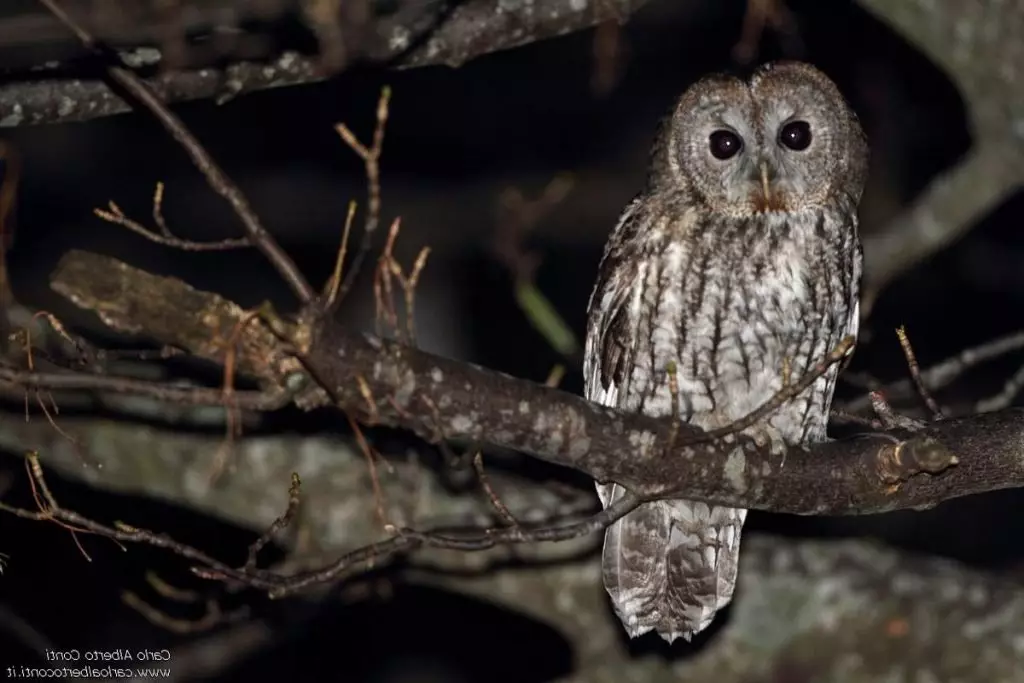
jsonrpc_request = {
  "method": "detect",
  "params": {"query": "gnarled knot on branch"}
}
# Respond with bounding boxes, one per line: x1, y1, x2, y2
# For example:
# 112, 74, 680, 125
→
877, 436, 958, 487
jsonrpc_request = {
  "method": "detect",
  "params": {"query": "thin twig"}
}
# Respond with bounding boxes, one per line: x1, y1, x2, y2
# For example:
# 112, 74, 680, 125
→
870, 391, 926, 431
544, 364, 566, 388
38, 0, 315, 304
245, 473, 303, 570
3, 446, 643, 601
0, 366, 296, 410
829, 409, 882, 429
473, 452, 517, 526
372, 218, 431, 345
347, 414, 392, 532
0, 454, 251, 582
147, 572, 201, 602
196, 490, 643, 599
373, 219, 402, 337
324, 200, 358, 310
94, 186, 250, 251
207, 309, 266, 482
896, 325, 944, 419
335, 86, 392, 303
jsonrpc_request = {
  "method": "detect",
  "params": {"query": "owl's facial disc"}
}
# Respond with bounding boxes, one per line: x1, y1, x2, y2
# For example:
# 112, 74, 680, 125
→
663, 61, 865, 217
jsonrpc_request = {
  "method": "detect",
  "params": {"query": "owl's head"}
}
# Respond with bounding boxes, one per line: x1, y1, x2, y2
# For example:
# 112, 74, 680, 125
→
650, 61, 868, 216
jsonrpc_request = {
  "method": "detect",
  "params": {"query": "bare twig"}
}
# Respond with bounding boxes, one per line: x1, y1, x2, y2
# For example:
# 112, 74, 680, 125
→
207, 308, 273, 482
473, 451, 517, 526
195, 490, 643, 598
347, 413, 392, 533
0, 603, 54, 661
856, 0, 1023, 304
544, 364, 566, 388
870, 391, 926, 432
244, 473, 303, 570
94, 184, 250, 251
0, 444, 641, 601
829, 408, 882, 430
38, 0, 315, 304
335, 86, 392, 304
590, 19, 625, 97
371, 218, 431, 345
896, 325, 944, 419
324, 200, 358, 310
0, 366, 297, 411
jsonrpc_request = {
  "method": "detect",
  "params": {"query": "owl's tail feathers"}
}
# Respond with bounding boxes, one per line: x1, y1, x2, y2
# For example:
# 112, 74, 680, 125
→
599, 483, 747, 644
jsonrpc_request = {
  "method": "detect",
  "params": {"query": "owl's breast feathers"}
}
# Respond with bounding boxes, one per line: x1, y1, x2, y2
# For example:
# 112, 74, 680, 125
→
585, 195, 860, 642
587, 197, 859, 440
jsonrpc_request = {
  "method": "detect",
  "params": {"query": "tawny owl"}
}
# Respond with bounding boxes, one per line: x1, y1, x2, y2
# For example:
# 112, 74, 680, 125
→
583, 61, 868, 643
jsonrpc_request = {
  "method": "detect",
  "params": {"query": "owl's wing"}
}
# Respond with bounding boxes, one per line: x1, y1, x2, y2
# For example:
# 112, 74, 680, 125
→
837, 228, 863, 375
583, 201, 647, 509
583, 223, 679, 637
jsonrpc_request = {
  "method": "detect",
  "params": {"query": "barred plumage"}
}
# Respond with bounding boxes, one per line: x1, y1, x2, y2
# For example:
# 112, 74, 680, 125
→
584, 61, 869, 643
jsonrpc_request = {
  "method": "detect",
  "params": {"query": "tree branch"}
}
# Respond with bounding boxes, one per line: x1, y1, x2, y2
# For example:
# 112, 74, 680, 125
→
0, 0, 649, 128
52, 249, 1024, 519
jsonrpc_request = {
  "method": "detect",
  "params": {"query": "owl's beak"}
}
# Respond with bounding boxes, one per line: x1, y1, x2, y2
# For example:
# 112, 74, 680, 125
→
759, 161, 773, 203
748, 159, 782, 212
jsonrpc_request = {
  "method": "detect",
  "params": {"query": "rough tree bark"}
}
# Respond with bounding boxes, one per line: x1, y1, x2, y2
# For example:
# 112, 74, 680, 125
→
0, 0, 650, 127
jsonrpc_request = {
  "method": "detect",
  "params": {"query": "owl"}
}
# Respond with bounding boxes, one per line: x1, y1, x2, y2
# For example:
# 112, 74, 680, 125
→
583, 61, 868, 643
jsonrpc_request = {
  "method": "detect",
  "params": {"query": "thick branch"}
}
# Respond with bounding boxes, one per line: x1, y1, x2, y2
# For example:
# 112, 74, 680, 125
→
49, 250, 1024, 517
0, 0, 649, 128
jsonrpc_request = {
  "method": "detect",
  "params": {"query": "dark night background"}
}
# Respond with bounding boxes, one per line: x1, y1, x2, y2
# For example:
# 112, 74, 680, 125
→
0, 0, 1021, 680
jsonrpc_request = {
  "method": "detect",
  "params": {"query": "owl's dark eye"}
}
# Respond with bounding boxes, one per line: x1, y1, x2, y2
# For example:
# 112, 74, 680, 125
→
779, 120, 812, 150
708, 130, 743, 160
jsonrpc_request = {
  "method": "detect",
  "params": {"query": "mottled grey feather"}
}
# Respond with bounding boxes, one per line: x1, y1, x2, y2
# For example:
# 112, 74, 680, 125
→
584, 61, 868, 643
